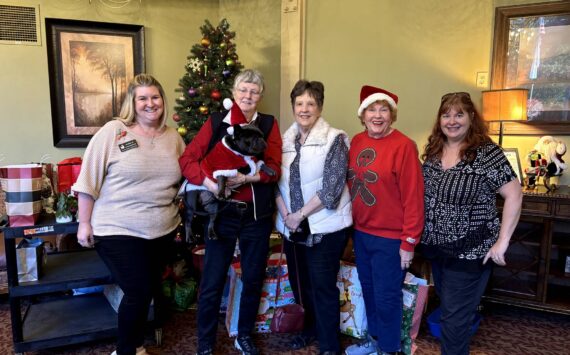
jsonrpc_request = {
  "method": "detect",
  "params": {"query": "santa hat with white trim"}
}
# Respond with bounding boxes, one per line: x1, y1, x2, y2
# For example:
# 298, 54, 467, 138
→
223, 98, 248, 125
357, 85, 398, 117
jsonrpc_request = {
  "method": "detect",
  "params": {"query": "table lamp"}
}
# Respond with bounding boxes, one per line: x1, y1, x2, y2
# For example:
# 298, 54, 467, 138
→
482, 88, 528, 146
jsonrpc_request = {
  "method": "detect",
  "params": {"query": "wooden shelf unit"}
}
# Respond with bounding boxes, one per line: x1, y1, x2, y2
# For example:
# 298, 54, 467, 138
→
487, 186, 570, 314
1, 215, 117, 354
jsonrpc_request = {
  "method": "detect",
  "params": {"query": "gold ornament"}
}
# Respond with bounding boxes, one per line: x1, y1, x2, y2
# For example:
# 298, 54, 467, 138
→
177, 126, 187, 136
201, 38, 210, 47
199, 106, 209, 115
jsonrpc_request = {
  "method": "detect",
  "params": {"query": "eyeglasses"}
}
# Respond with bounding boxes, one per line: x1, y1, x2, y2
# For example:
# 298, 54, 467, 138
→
236, 87, 261, 96
441, 92, 471, 102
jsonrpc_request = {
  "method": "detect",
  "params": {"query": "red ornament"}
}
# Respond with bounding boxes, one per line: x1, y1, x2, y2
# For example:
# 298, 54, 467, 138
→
210, 90, 222, 100
173, 113, 180, 122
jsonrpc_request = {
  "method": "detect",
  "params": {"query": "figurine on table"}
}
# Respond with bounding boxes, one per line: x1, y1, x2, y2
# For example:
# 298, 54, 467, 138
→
525, 136, 567, 191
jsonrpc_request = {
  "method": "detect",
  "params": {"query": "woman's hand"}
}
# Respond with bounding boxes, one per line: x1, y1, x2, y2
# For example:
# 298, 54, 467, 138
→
400, 249, 414, 270
227, 172, 260, 190
77, 221, 94, 248
203, 177, 219, 195
284, 210, 303, 232
483, 239, 509, 266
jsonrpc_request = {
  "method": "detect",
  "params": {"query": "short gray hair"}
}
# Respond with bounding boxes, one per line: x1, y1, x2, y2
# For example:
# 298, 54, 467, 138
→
233, 69, 265, 95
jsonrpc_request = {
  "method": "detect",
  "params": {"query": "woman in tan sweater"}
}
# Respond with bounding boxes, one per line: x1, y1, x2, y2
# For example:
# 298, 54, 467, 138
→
73, 74, 185, 355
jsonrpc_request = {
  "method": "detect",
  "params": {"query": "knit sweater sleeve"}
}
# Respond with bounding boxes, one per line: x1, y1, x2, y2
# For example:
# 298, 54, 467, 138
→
72, 121, 116, 200
258, 117, 282, 183
395, 137, 425, 251
179, 117, 214, 185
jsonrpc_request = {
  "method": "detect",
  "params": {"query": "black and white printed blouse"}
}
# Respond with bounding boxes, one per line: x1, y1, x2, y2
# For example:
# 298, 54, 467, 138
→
421, 143, 517, 259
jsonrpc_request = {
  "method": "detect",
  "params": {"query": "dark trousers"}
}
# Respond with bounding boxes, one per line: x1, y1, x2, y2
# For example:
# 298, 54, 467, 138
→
353, 230, 405, 353
197, 203, 272, 349
285, 228, 347, 353
95, 232, 175, 355
430, 258, 492, 355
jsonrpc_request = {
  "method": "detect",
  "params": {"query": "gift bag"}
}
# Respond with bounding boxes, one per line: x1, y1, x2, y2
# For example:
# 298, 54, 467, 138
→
401, 272, 429, 355
57, 157, 82, 194
0, 164, 43, 226
16, 238, 46, 282
225, 259, 296, 336
337, 261, 368, 339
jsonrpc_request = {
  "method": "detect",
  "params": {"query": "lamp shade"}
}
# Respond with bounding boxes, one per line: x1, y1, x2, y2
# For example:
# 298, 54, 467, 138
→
482, 89, 529, 121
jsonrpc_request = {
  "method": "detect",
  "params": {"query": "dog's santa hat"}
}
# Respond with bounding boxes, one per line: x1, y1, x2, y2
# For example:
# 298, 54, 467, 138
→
223, 98, 248, 125
357, 85, 398, 117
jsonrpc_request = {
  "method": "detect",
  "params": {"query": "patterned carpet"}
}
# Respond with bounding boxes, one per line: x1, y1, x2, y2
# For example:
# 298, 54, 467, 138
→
0, 296, 568, 355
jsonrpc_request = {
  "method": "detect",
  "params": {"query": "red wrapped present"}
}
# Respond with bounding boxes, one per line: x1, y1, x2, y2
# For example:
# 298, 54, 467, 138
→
57, 157, 82, 194
0, 164, 43, 227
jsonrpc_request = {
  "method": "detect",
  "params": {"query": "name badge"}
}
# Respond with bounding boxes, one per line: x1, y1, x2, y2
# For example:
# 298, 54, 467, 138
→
119, 139, 139, 152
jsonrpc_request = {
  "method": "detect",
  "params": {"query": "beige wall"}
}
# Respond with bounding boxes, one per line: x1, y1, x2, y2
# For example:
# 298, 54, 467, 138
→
303, 0, 569, 185
1, 0, 568, 186
0, 0, 280, 166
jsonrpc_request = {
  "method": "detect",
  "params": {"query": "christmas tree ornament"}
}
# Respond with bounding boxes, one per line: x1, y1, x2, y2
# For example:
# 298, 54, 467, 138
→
225, 59, 235, 67
199, 106, 209, 115
201, 38, 210, 47
188, 58, 202, 73
188, 88, 197, 96
173, 113, 180, 122
220, 42, 226, 49
222, 69, 231, 78
177, 126, 188, 136
210, 90, 221, 100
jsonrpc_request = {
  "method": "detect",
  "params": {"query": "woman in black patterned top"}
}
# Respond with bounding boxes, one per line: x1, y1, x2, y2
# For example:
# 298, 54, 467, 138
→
421, 92, 522, 355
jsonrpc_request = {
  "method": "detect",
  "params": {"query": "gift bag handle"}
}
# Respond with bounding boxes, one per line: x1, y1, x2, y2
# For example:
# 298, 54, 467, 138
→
275, 233, 303, 307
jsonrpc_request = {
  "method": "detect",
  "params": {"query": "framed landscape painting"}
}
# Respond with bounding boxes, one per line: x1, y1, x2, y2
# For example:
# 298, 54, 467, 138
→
45, 18, 145, 147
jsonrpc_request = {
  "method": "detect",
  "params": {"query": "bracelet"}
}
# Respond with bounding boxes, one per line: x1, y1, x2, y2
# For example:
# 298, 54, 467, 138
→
299, 209, 306, 220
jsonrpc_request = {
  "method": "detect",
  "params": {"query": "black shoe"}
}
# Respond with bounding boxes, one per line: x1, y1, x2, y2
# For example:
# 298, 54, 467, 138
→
195, 347, 213, 355
235, 335, 260, 355
290, 334, 316, 350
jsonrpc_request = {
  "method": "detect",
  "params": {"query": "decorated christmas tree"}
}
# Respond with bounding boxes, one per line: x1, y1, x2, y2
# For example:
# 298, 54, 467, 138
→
173, 19, 244, 143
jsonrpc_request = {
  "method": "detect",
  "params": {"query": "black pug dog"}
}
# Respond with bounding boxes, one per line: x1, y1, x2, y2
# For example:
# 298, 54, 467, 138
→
183, 123, 275, 242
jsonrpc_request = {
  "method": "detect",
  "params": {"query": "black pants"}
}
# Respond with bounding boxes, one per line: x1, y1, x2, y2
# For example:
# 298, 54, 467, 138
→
197, 202, 272, 350
95, 232, 175, 355
431, 258, 492, 355
285, 229, 347, 353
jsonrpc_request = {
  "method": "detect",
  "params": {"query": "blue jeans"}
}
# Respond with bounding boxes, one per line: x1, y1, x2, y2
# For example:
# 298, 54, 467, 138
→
353, 230, 405, 353
285, 228, 347, 353
430, 258, 492, 355
197, 202, 272, 349
95, 232, 175, 355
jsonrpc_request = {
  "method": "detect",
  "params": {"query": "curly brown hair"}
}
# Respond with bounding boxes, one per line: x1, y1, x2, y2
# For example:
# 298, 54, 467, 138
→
422, 92, 492, 163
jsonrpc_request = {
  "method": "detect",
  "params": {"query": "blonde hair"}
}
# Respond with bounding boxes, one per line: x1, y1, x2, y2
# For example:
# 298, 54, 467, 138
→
116, 73, 168, 129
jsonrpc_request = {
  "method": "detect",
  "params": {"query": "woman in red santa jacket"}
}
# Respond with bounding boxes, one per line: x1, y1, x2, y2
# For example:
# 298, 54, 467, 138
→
345, 85, 424, 355
179, 69, 282, 355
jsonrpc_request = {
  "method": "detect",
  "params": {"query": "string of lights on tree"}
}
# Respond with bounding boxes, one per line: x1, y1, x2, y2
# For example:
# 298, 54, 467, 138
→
173, 19, 244, 143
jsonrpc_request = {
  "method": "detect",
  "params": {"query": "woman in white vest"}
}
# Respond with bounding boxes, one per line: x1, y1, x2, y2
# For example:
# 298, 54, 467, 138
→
275, 80, 352, 355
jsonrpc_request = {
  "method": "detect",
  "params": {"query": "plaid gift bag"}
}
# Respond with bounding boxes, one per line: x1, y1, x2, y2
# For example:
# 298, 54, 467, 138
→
0, 164, 43, 226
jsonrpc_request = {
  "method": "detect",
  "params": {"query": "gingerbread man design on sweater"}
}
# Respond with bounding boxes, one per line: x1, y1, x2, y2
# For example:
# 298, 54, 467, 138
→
347, 147, 378, 206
